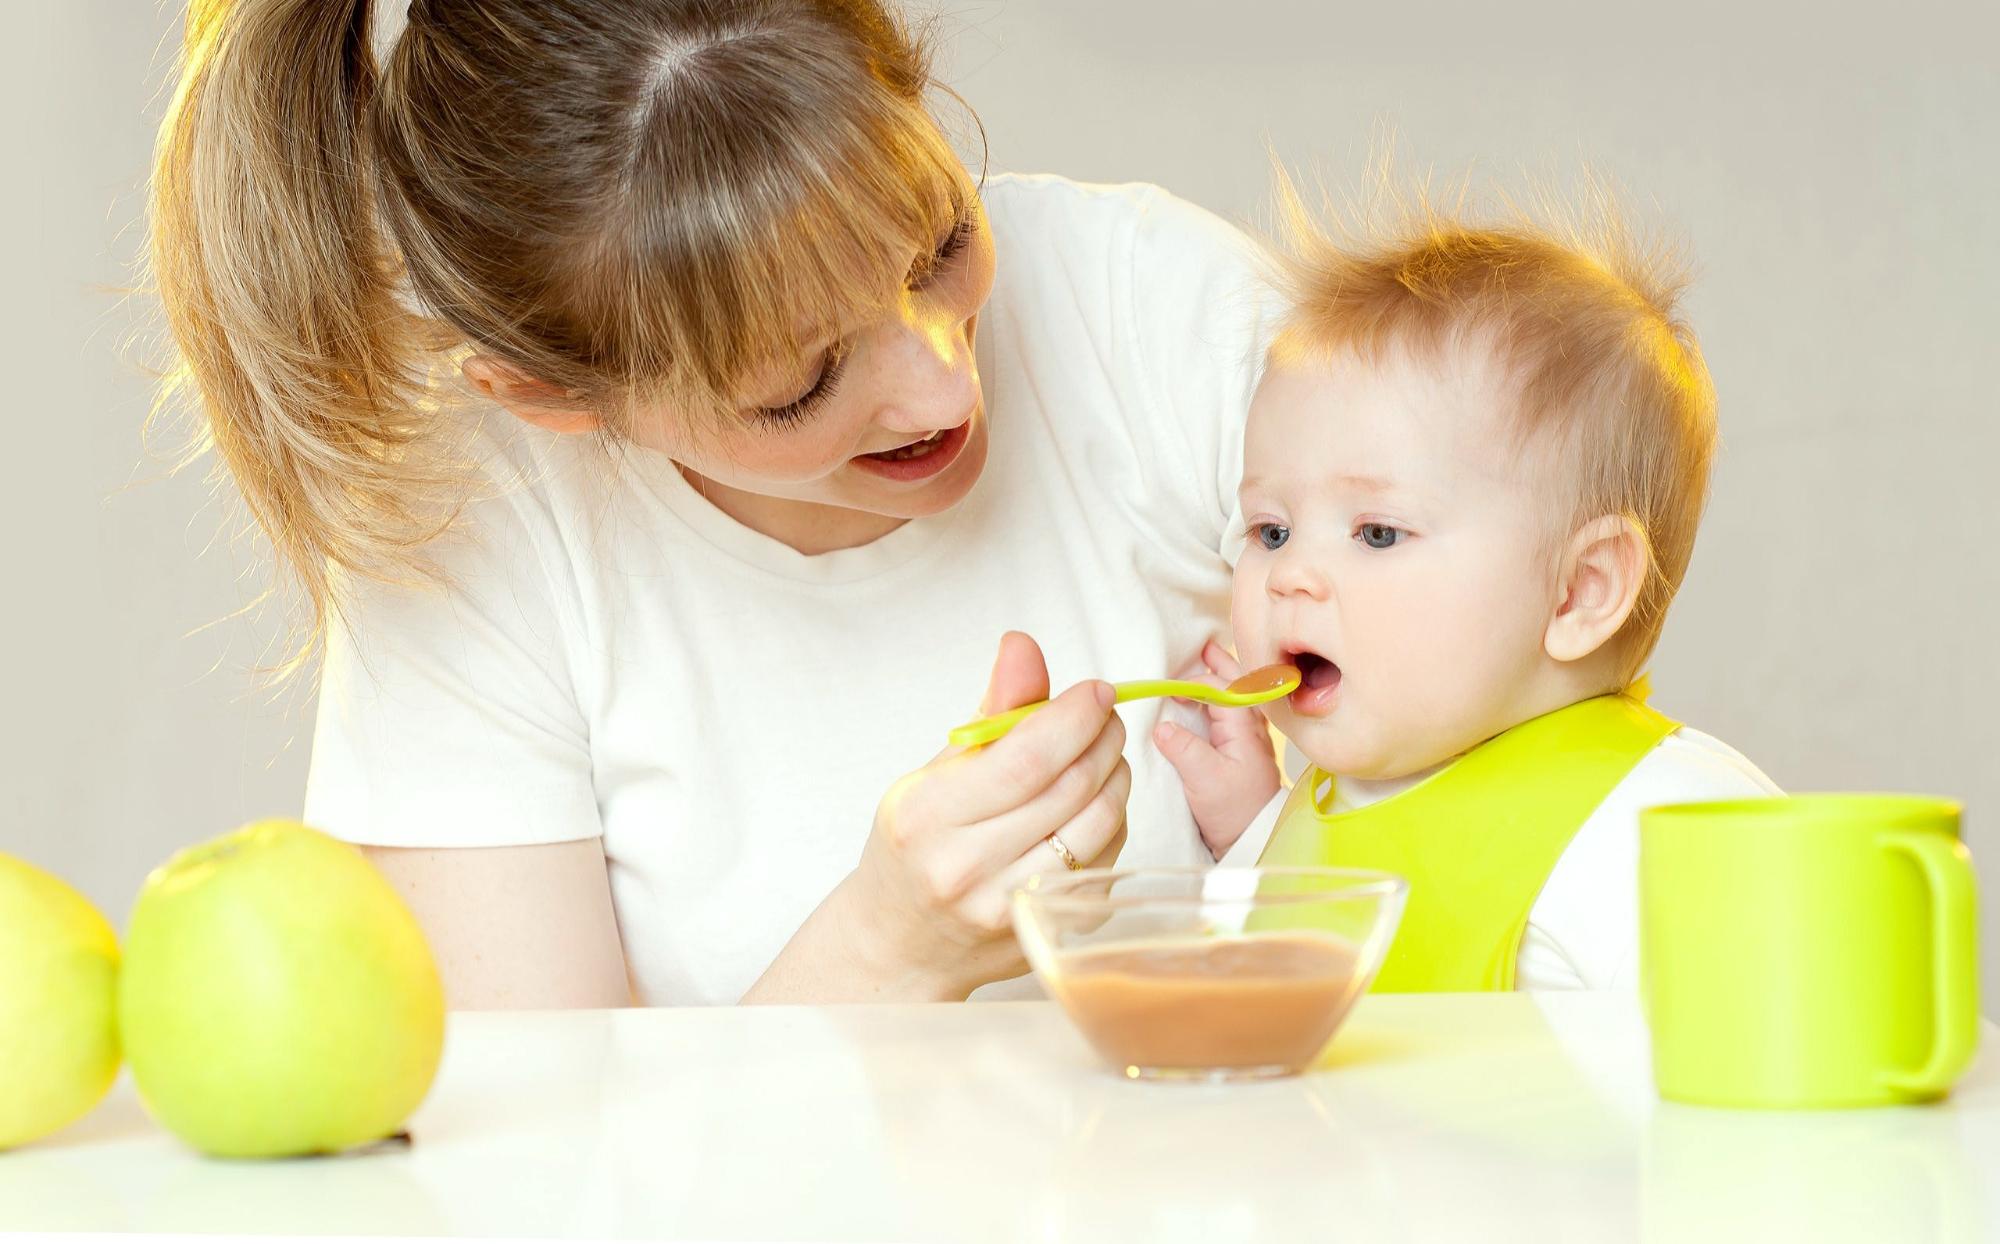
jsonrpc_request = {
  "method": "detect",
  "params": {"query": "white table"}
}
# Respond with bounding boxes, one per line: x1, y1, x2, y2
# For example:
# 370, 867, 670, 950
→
3, 995, 1994, 1242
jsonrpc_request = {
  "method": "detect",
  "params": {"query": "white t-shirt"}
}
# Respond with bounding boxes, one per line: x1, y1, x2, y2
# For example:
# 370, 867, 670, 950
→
1220, 726, 1783, 990
304, 174, 1278, 1005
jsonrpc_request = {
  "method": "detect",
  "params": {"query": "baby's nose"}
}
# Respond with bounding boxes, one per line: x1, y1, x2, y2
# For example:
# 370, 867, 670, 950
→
1267, 553, 1331, 601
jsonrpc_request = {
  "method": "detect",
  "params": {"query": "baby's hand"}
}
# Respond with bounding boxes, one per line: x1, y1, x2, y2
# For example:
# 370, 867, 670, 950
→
1153, 639, 1282, 859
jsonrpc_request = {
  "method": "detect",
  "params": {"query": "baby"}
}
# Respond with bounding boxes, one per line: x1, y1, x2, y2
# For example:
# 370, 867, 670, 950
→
1158, 183, 1779, 991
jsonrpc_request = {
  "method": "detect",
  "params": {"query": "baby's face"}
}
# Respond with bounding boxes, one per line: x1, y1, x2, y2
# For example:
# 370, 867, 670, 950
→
1234, 340, 1563, 780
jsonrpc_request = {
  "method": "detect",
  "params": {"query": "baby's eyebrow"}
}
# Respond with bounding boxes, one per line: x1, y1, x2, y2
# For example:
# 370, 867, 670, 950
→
1327, 472, 1400, 495
1238, 471, 1404, 498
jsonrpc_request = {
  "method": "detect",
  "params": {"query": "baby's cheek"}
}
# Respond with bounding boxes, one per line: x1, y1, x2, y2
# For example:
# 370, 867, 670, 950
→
1371, 611, 1487, 732
1381, 649, 1463, 738
1375, 600, 1461, 680
1228, 577, 1266, 649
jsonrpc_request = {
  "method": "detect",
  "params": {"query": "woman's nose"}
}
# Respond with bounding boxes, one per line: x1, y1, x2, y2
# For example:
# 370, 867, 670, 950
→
873, 311, 979, 436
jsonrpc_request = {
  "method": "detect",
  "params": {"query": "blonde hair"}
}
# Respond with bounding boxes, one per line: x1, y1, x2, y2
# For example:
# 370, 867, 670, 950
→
1269, 169, 1718, 677
151, 0, 968, 672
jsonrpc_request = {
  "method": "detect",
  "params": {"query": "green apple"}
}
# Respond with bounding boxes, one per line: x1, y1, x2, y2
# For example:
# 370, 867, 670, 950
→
119, 820, 445, 1158
0, 853, 120, 1149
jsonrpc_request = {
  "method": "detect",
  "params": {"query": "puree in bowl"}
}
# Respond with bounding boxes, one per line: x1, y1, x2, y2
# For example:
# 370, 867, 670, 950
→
1050, 931, 1364, 1074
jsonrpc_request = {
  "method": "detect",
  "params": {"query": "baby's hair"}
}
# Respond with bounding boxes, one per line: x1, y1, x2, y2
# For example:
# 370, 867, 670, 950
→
1267, 162, 1718, 679
150, 0, 971, 675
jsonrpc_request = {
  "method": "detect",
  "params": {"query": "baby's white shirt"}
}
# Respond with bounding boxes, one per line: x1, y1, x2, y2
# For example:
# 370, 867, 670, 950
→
1219, 725, 1783, 990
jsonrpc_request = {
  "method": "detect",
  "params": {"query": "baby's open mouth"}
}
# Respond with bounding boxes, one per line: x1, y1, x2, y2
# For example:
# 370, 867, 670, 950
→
1283, 647, 1342, 718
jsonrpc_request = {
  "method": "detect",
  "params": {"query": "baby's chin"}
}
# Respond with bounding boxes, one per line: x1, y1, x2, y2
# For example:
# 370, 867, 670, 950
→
1309, 748, 1433, 784
1281, 713, 1450, 783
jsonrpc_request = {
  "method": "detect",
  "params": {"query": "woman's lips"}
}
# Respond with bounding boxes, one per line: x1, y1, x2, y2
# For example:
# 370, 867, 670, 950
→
1286, 650, 1342, 717
847, 417, 972, 483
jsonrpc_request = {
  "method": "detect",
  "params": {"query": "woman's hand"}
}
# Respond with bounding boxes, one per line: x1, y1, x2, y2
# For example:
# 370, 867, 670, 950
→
747, 632, 1129, 1003
851, 631, 1130, 997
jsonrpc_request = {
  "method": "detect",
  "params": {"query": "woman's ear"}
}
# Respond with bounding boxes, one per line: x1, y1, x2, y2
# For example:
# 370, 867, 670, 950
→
1544, 514, 1649, 664
461, 355, 601, 435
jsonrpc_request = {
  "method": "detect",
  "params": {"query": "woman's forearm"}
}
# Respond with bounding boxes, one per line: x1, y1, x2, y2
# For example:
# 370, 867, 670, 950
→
741, 874, 965, 1004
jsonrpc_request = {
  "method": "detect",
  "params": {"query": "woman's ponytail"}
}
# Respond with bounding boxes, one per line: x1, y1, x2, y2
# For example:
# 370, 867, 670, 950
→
151, 0, 451, 673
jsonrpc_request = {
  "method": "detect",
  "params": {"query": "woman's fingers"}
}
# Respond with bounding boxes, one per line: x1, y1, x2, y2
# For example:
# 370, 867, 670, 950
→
1089, 819, 1129, 870
900, 743, 1129, 944
979, 630, 1051, 717
940, 680, 1117, 823
1016, 761, 1132, 883
967, 710, 1128, 869
976, 761, 1133, 932
1061, 756, 1131, 865
1032, 756, 1130, 875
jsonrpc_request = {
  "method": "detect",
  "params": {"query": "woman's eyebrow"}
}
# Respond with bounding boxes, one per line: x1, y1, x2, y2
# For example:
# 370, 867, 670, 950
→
905, 192, 971, 272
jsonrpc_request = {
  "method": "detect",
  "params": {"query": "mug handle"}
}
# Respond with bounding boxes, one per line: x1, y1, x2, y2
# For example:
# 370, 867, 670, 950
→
1877, 829, 1980, 1096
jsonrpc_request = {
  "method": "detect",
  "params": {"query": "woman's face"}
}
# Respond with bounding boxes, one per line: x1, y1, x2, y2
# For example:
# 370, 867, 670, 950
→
635, 192, 997, 526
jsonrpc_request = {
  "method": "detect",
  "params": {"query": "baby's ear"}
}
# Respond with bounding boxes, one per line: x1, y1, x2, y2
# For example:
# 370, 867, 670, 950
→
1544, 515, 1649, 664
462, 355, 601, 435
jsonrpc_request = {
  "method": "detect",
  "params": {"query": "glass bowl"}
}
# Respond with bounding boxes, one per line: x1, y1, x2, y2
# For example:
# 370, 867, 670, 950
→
1013, 867, 1407, 1081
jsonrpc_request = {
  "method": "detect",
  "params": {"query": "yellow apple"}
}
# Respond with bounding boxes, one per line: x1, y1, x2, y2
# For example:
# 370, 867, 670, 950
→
0, 853, 120, 1149
118, 820, 445, 1158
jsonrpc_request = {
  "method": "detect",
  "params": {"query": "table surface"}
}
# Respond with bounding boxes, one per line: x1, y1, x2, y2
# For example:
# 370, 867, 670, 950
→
2, 994, 1995, 1242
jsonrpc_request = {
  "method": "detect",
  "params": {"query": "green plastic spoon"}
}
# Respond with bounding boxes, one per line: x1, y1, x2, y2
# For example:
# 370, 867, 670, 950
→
947, 663, 1301, 749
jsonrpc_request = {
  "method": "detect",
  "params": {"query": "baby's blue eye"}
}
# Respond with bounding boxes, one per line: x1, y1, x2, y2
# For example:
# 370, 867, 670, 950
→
1358, 523, 1403, 549
1254, 523, 1290, 551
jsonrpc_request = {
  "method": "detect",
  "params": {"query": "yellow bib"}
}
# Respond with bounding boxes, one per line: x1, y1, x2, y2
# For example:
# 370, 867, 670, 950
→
1257, 693, 1679, 992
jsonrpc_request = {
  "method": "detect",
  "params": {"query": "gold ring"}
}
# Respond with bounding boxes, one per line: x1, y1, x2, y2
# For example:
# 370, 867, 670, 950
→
1047, 833, 1082, 871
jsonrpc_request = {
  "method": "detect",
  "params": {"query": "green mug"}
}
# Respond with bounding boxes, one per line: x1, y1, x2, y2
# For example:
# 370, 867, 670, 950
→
1639, 794, 1980, 1108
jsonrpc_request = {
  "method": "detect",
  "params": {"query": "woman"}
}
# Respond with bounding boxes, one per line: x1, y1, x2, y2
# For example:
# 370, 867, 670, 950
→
152, 0, 1275, 1007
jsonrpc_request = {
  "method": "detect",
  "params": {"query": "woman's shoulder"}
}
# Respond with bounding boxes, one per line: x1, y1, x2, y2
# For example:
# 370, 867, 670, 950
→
980, 171, 1173, 221
978, 172, 1274, 395
981, 172, 1263, 285
978, 174, 1279, 547
380, 386, 621, 592
430, 379, 624, 515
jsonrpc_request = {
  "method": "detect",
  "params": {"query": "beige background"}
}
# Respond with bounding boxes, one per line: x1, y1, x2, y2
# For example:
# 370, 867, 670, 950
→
7, 1, 1994, 1003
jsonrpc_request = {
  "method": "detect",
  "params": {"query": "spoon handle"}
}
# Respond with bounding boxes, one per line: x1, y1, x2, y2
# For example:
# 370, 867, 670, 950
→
946, 679, 1209, 748
947, 701, 1047, 748
1110, 679, 1206, 704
